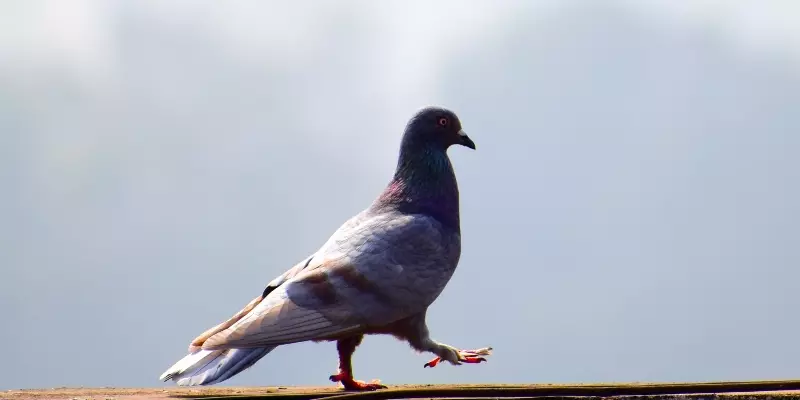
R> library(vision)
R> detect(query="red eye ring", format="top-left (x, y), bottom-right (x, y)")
top-left (438, 117), bottom-right (449, 127)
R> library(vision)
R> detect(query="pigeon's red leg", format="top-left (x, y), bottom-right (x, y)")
top-left (423, 347), bottom-right (492, 368)
top-left (329, 335), bottom-right (387, 391)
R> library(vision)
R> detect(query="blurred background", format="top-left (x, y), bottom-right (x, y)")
top-left (1, 0), bottom-right (799, 391)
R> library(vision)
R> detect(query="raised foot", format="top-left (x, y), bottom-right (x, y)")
top-left (424, 346), bottom-right (493, 368)
top-left (329, 372), bottom-right (387, 391)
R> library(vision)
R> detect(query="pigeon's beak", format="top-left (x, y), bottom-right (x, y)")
top-left (458, 130), bottom-right (476, 150)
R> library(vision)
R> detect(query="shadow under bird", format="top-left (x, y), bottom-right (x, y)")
top-left (159, 106), bottom-right (490, 391)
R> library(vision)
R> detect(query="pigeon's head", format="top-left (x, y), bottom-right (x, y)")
top-left (403, 106), bottom-right (476, 151)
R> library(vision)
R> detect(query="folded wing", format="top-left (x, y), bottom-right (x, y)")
top-left (198, 211), bottom-right (458, 350)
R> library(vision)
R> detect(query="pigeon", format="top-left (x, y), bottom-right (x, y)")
top-left (159, 106), bottom-right (489, 391)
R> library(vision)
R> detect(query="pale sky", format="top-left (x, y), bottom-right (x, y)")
top-left (1, 0), bottom-right (799, 390)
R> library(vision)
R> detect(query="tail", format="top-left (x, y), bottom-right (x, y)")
top-left (160, 346), bottom-right (276, 386)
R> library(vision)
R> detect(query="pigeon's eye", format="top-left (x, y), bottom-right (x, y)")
top-left (438, 117), bottom-right (449, 127)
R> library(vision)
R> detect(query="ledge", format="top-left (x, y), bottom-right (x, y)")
top-left (6, 380), bottom-right (800, 400)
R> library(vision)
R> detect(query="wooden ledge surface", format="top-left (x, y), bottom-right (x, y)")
top-left (7, 380), bottom-right (800, 400)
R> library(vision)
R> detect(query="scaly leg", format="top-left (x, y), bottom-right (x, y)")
top-left (328, 335), bottom-right (387, 391)
top-left (397, 312), bottom-right (492, 369)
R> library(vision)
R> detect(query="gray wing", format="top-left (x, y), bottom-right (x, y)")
top-left (201, 211), bottom-right (460, 350)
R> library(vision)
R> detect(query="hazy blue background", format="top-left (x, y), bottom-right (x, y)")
top-left (2, 0), bottom-right (799, 391)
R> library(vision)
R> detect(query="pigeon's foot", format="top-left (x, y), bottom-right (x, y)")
top-left (424, 346), bottom-right (493, 368)
top-left (329, 371), bottom-right (387, 391)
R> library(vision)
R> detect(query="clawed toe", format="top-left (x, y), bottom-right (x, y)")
top-left (423, 357), bottom-right (441, 368)
top-left (341, 380), bottom-right (387, 391)
top-left (330, 372), bottom-right (386, 391)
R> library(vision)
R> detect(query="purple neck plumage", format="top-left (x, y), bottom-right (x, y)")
top-left (373, 136), bottom-right (460, 231)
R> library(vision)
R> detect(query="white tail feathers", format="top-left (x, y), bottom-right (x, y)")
top-left (160, 347), bottom-right (276, 386)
